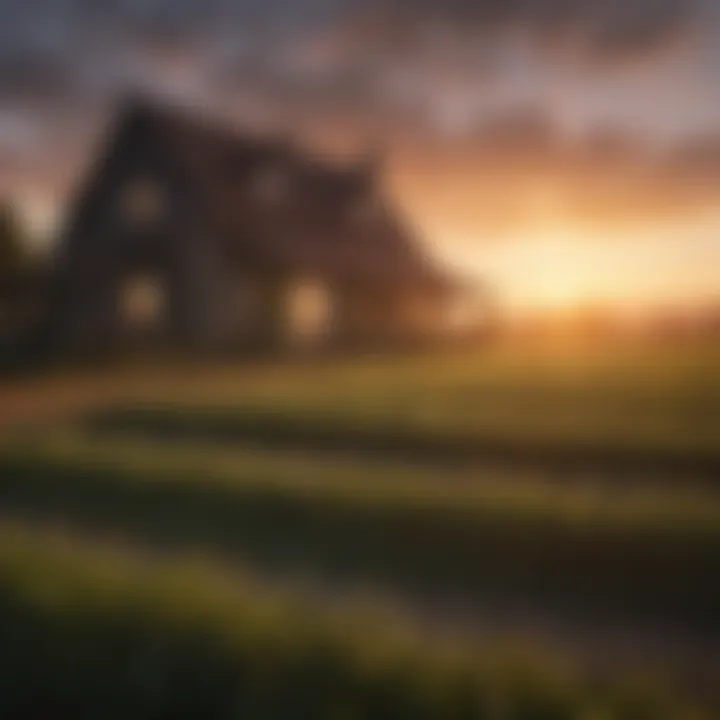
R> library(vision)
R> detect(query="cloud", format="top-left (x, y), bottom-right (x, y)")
top-left (0, 52), bottom-right (79, 107)
top-left (348, 0), bottom-right (697, 64)
top-left (666, 133), bottom-right (720, 178)
top-left (386, 106), bottom-right (720, 236)
top-left (0, 0), bottom-right (710, 133)
top-left (0, 0), bottom-right (703, 109)
top-left (0, 0), bottom-right (717, 238)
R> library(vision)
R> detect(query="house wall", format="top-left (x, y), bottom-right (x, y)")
top-left (331, 283), bottom-right (445, 347)
top-left (46, 104), bottom-right (452, 359)
top-left (49, 118), bottom-right (203, 354)
top-left (209, 270), bottom-right (289, 352)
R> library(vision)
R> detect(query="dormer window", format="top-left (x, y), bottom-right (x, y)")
top-left (119, 178), bottom-right (166, 227)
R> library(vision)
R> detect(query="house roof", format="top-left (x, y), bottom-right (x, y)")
top-left (114, 97), bottom-right (457, 294)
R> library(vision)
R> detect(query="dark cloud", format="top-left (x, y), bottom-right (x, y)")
top-left (0, 0), bottom-right (718, 234)
top-left (355, 0), bottom-right (696, 63)
top-left (666, 133), bottom-right (720, 178)
top-left (0, 47), bottom-right (83, 107)
top-left (0, 0), bottom-right (705, 110)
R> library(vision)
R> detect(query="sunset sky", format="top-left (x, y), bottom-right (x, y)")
top-left (1, 0), bottom-right (719, 313)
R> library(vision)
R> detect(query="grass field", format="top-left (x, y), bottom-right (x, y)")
top-left (3, 521), bottom-right (713, 719)
top-left (1, 343), bottom-right (719, 717)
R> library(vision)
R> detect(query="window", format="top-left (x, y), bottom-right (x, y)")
top-left (287, 278), bottom-right (332, 343)
top-left (121, 275), bottom-right (166, 330)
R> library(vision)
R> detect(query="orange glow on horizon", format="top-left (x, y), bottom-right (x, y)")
top-left (437, 216), bottom-right (720, 317)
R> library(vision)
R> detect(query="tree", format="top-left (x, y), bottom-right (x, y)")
top-left (0, 200), bottom-right (39, 356)
top-left (0, 200), bottom-right (28, 282)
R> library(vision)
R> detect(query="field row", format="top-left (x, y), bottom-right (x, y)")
top-left (85, 395), bottom-right (720, 481)
top-left (2, 347), bottom-right (719, 716)
top-left (0, 520), bottom-right (714, 719)
top-left (3, 434), bottom-right (719, 630)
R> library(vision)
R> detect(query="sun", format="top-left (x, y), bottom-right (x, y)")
top-left (531, 272), bottom-right (593, 311)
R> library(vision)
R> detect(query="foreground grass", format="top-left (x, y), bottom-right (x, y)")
top-left (2, 434), bottom-right (719, 629)
top-left (1, 345), bottom-right (718, 716)
top-left (0, 521), bottom-right (713, 719)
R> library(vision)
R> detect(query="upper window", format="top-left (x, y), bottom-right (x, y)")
top-left (119, 178), bottom-right (166, 227)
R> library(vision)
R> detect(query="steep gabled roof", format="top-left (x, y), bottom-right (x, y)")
top-left (112, 97), bottom-right (457, 292)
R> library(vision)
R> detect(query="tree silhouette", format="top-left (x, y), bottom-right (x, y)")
top-left (0, 200), bottom-right (28, 282)
top-left (0, 200), bottom-right (41, 359)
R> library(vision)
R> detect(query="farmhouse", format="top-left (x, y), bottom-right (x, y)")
top-left (47, 97), bottom-right (460, 355)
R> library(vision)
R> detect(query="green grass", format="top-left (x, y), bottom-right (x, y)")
top-left (2, 434), bottom-right (718, 629)
top-left (5, 432), bottom-right (720, 529)
top-left (5, 343), bottom-right (720, 463)
top-left (78, 344), bottom-right (720, 476)
top-left (0, 521), bottom-right (712, 719)
top-left (1, 343), bottom-right (719, 716)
